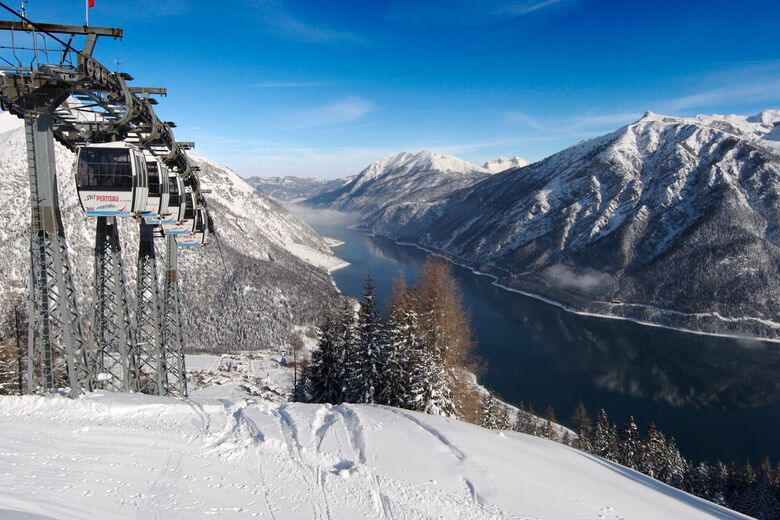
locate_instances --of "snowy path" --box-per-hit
[0,392,747,519]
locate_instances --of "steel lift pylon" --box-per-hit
[0,11,205,397]
[161,235,187,397]
[92,216,136,392]
[25,112,91,397]
[135,222,166,395]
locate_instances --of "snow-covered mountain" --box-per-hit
[482,155,530,173]
[366,110,780,338]
[305,150,489,215]
[0,389,747,519]
[246,175,353,202]
[0,112,342,351]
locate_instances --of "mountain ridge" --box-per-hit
[336,110,780,338]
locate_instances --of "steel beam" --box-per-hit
[162,235,187,397]
[135,222,166,395]
[92,217,136,392]
[25,112,90,397]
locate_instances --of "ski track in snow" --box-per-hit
[0,392,750,520]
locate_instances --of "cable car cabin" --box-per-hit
[160,173,188,233]
[175,208,208,248]
[162,179,197,235]
[141,158,170,222]
[76,142,149,217]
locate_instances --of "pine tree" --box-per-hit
[345,276,383,404]
[541,406,557,440]
[377,276,417,408]
[638,423,667,479]
[570,403,592,452]
[686,462,712,500]
[660,437,688,488]
[480,394,500,429]
[308,303,351,404]
[708,461,730,506]
[733,458,780,519]
[511,403,535,435]
[618,416,641,470]
[399,283,456,417]
[496,402,512,431]
[592,409,618,460]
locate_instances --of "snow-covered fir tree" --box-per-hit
[377,276,413,408]
[345,276,383,404]
[480,394,500,429]
[592,409,618,460]
[618,416,641,470]
[307,300,355,404]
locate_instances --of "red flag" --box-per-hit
[89,0,95,8]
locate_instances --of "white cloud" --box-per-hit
[282,96,376,129]
[658,77,780,113]
[543,264,615,294]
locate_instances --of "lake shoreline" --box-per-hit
[351,229,780,345]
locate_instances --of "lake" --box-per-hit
[298,209,780,465]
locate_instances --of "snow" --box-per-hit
[0,389,746,519]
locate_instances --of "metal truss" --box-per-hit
[135,223,165,395]
[0,9,205,398]
[92,217,136,392]
[25,112,91,397]
[162,235,187,397]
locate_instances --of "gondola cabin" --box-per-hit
[76,142,149,217]
[141,158,170,222]
[160,172,188,232]
[162,177,197,235]
[175,207,208,248]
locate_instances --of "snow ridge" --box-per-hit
[361,110,780,338]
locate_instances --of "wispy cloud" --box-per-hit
[503,111,546,130]
[503,110,640,134]
[658,77,780,113]
[387,0,564,28]
[251,0,364,44]
[252,81,327,89]
[282,96,376,129]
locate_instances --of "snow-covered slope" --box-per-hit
[0,391,747,519]
[246,175,353,202]
[482,156,530,173]
[305,150,489,216]
[367,110,780,338]
[0,112,342,351]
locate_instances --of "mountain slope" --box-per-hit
[367,111,780,338]
[306,150,489,216]
[246,175,352,202]
[0,113,342,351]
[0,391,747,519]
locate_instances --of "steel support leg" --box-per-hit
[161,235,187,397]
[92,217,136,392]
[136,222,166,395]
[25,112,90,397]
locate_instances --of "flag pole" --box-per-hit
[85,0,89,26]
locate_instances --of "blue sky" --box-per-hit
[15,0,780,177]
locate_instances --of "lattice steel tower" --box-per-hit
[92,216,136,392]
[162,235,187,397]
[135,222,166,395]
[25,112,91,397]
